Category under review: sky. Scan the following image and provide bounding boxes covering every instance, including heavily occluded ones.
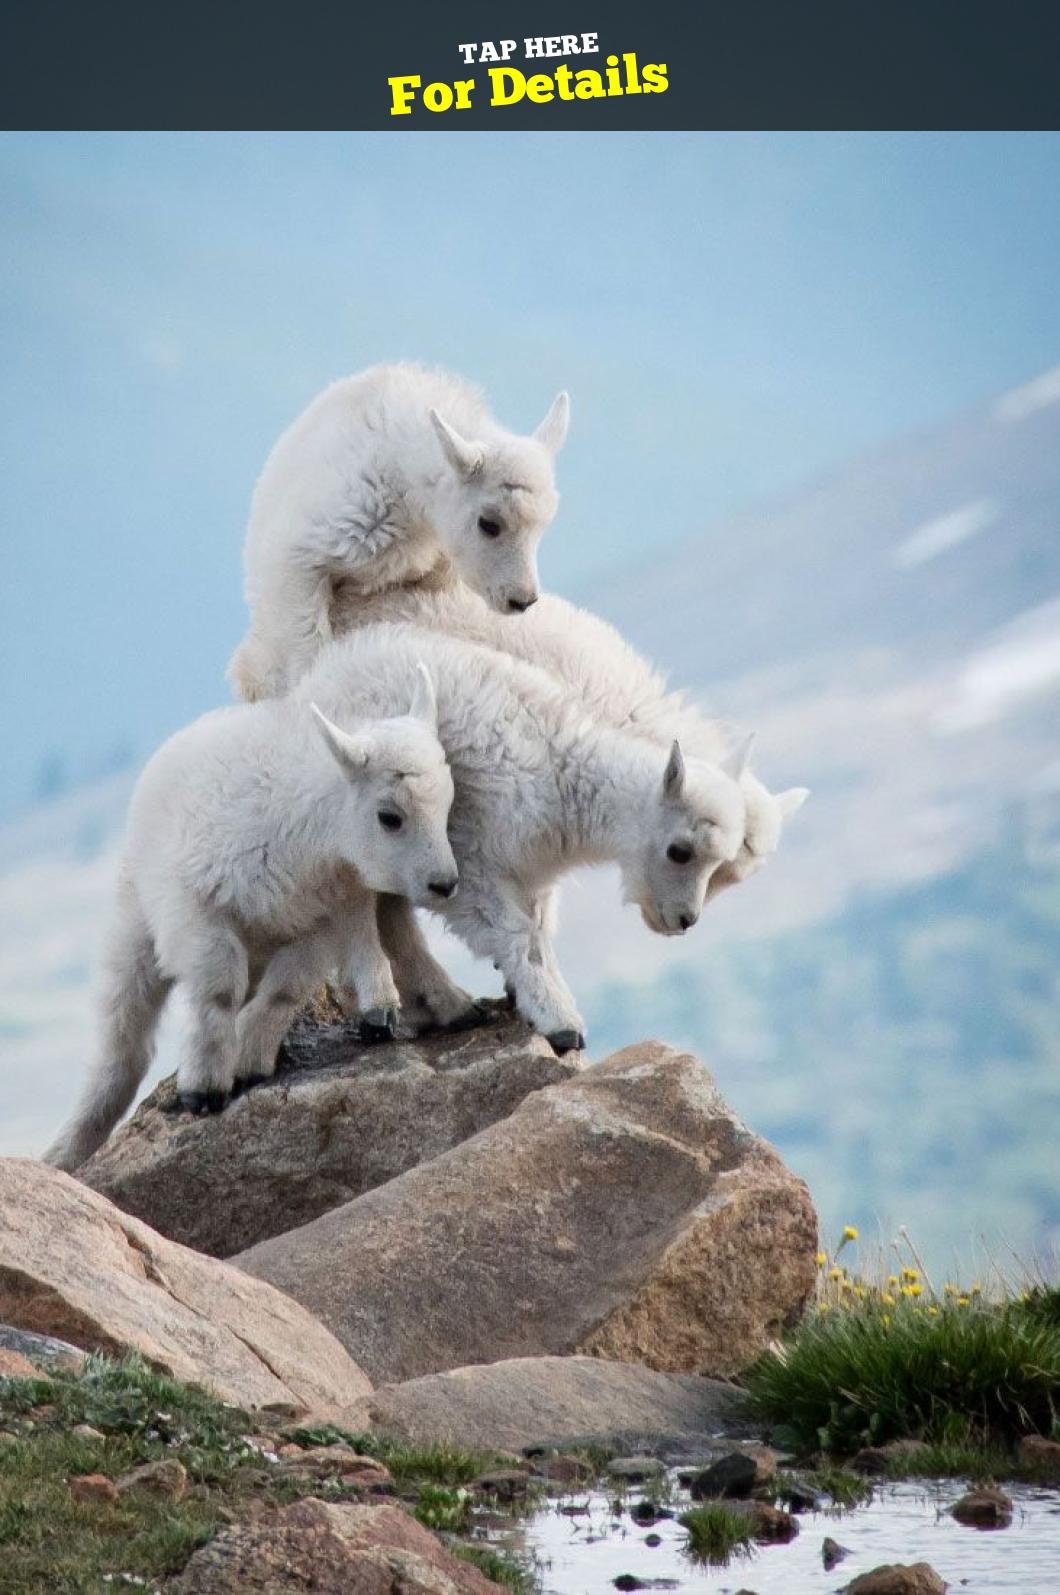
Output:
[4,130,1060,816]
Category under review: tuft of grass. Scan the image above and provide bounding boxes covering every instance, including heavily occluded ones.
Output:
[413,1483,472,1533]
[807,1465,873,1508]
[679,1502,756,1564]
[454,1542,540,1593]
[383,1442,493,1489]
[747,1296,1060,1454]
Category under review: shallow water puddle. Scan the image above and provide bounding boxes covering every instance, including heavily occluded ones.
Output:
[486,1478,1060,1593]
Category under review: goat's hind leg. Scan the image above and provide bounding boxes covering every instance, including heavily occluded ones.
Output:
[233,931,336,1091]
[172,922,249,1114]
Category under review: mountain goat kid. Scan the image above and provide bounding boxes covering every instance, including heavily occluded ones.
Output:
[229,362,569,701]
[295,624,748,1054]
[331,581,810,896]
[43,667,455,1171]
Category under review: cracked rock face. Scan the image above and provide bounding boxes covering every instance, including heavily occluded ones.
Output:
[80,1010,575,1258]
[237,1042,818,1384]
[0,1159,372,1417]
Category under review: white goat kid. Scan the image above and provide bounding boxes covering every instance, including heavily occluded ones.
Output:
[330,581,810,895]
[296,626,748,1054]
[43,668,455,1171]
[229,362,569,701]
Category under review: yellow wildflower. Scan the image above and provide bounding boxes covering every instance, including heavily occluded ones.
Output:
[829,1267,843,1281]
[842,1225,859,1242]
[956,1295,970,1307]
[888,1274,899,1287]
[819,1302,831,1314]
[816,1251,828,1268]
[902,1267,919,1282]
[881,1314,892,1327]
[927,1306,939,1316]
[881,1293,895,1306]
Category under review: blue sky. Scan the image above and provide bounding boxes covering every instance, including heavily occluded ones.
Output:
[4,130,1060,816]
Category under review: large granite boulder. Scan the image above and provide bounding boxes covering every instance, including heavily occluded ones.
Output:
[0,1159,371,1418]
[238,1042,817,1383]
[80,1010,574,1257]
[166,1498,501,1592]
[365,1354,756,1455]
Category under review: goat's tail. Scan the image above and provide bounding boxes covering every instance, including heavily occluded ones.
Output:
[42,876,169,1170]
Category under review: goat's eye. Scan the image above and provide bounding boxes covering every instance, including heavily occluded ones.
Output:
[378,811,403,833]
[667,843,693,865]
[478,516,502,538]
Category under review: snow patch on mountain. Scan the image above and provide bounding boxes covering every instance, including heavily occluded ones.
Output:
[893,497,999,569]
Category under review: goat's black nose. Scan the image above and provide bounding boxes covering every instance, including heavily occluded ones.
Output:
[507,594,537,612]
[429,878,458,900]
[679,911,697,931]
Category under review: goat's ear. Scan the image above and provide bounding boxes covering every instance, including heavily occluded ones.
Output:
[310,703,372,776]
[409,661,438,730]
[662,739,686,800]
[430,409,484,480]
[720,732,756,781]
[533,391,569,455]
[776,786,810,819]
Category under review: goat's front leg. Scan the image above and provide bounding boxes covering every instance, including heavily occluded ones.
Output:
[336,891,402,1043]
[441,876,585,1054]
[376,894,483,1033]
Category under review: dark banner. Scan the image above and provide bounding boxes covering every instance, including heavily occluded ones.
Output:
[3,0,1059,130]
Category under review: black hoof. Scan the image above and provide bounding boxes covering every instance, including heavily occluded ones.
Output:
[547,1029,586,1056]
[178,1089,229,1116]
[445,1001,492,1034]
[359,1006,398,1044]
[231,1073,269,1097]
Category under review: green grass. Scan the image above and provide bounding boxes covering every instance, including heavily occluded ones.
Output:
[747,1296,1060,1456]
[413,1483,472,1533]
[454,1542,540,1593]
[0,1356,530,1594]
[679,1502,756,1564]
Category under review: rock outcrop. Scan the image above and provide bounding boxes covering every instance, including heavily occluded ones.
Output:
[0,1159,371,1418]
[364,1354,756,1455]
[237,1042,817,1383]
[165,1498,502,1593]
[80,1010,575,1257]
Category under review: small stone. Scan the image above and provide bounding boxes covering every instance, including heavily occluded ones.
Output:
[608,1455,665,1481]
[782,1479,822,1512]
[726,1499,799,1541]
[631,1500,669,1525]
[644,1532,662,1547]
[1018,1435,1060,1477]
[71,1424,105,1441]
[951,1485,1013,1527]
[69,1473,120,1507]
[851,1439,931,1475]
[0,1349,41,1379]
[259,1401,309,1419]
[278,1444,391,1487]
[115,1459,188,1502]
[614,1579,647,1592]
[823,1535,851,1569]
[472,1468,530,1501]
[541,1452,592,1485]
[688,1450,759,1499]
[843,1564,946,1595]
